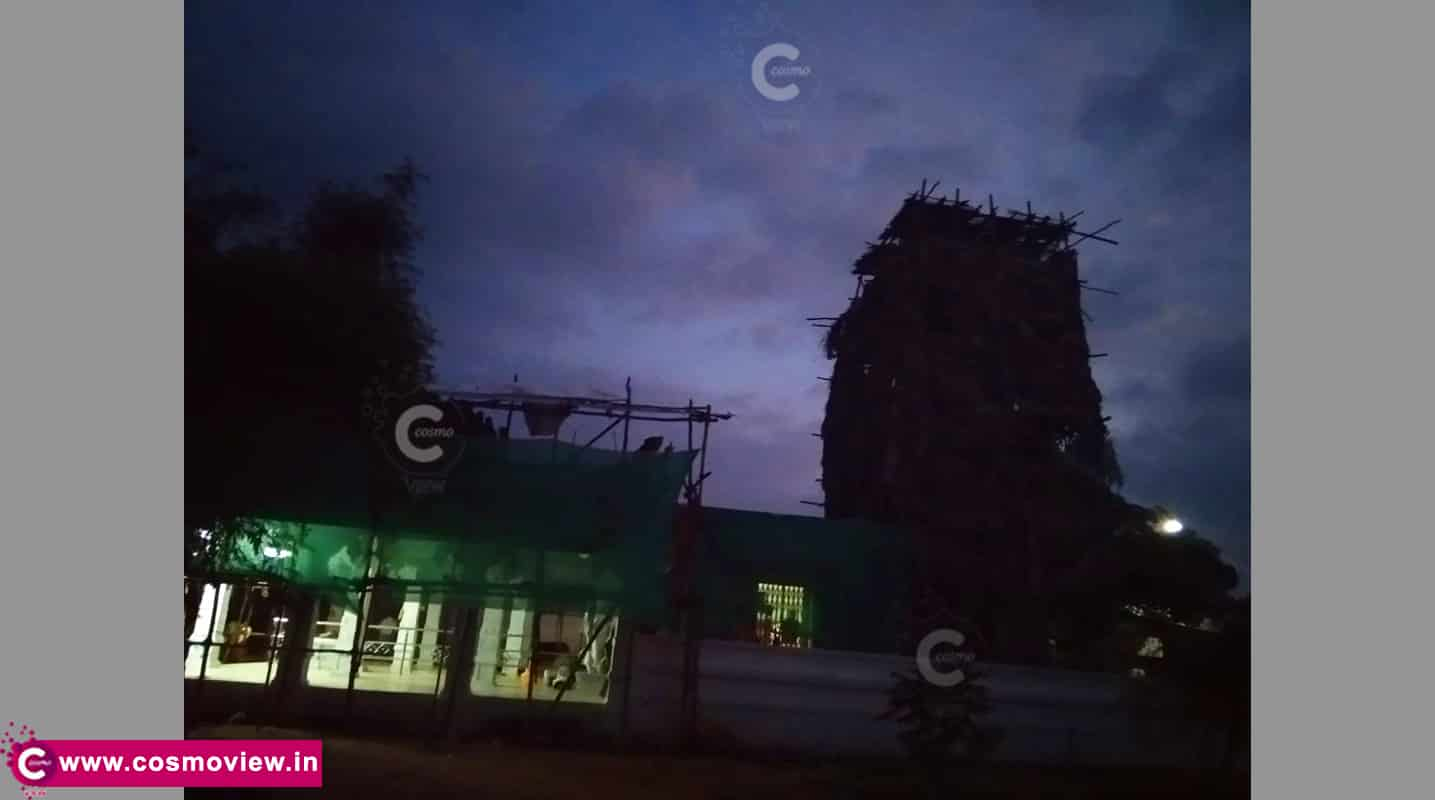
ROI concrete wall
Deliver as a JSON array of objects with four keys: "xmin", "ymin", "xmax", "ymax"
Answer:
[
  {"xmin": 626, "ymin": 635, "xmax": 1241, "ymax": 768},
  {"xmin": 186, "ymin": 628, "xmax": 1244, "ymax": 770}
]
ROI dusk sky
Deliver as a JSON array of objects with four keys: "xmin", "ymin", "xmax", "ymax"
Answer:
[{"xmin": 186, "ymin": 1, "xmax": 1250, "ymax": 584}]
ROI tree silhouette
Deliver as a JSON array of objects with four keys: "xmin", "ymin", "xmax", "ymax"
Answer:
[{"xmin": 185, "ymin": 140, "xmax": 437, "ymax": 638}]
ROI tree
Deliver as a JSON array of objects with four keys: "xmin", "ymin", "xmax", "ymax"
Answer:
[
  {"xmin": 880, "ymin": 651, "xmax": 1001, "ymax": 797},
  {"xmin": 184, "ymin": 141, "xmax": 437, "ymax": 640},
  {"xmin": 1208, "ymin": 596, "xmax": 1250, "ymax": 774},
  {"xmin": 1047, "ymin": 504, "xmax": 1241, "ymax": 669},
  {"xmin": 1162, "ymin": 594, "xmax": 1250, "ymax": 774}
]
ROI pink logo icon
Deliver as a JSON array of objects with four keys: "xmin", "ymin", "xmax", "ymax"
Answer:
[{"xmin": 3, "ymin": 723, "xmax": 50, "ymax": 799}]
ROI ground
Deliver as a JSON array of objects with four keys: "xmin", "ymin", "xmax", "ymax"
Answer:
[{"xmin": 184, "ymin": 724, "xmax": 1248, "ymax": 799}]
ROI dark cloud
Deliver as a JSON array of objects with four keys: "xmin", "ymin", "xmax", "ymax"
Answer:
[
  {"xmin": 1071, "ymin": 0, "xmax": 1249, "ymax": 164},
  {"xmin": 1054, "ymin": 0, "xmax": 1249, "ymax": 584},
  {"xmin": 1029, "ymin": 0, "xmax": 1145, "ymax": 22},
  {"xmin": 557, "ymin": 83, "xmax": 730, "ymax": 161},
  {"xmin": 1158, "ymin": 68, "xmax": 1251, "ymax": 199},
  {"xmin": 1182, "ymin": 333, "xmax": 1251, "ymax": 406},
  {"xmin": 861, "ymin": 143, "xmax": 993, "ymax": 186},
  {"xmin": 1111, "ymin": 332, "xmax": 1250, "ymax": 576},
  {"xmin": 1170, "ymin": 0, "xmax": 1252, "ymax": 41},
  {"xmin": 1076, "ymin": 67, "xmax": 1179, "ymax": 157},
  {"xmin": 833, "ymin": 87, "xmax": 901, "ymax": 117},
  {"xmin": 187, "ymin": 0, "xmax": 1250, "ymax": 579}
]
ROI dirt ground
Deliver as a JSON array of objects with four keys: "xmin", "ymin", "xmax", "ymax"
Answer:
[{"xmin": 184, "ymin": 724, "xmax": 1248, "ymax": 799}]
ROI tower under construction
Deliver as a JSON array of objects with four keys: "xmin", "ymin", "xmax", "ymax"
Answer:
[{"xmin": 816, "ymin": 181, "xmax": 1128, "ymax": 660}]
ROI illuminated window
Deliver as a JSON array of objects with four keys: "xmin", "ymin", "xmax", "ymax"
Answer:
[
  {"xmin": 756, "ymin": 582, "xmax": 809, "ymax": 648},
  {"xmin": 305, "ymin": 586, "xmax": 456, "ymax": 696},
  {"xmin": 184, "ymin": 580, "xmax": 285, "ymax": 686},
  {"xmin": 471, "ymin": 598, "xmax": 619, "ymax": 706}
]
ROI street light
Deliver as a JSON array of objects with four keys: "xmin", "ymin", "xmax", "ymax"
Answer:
[{"xmin": 1158, "ymin": 517, "xmax": 1184, "ymax": 535}]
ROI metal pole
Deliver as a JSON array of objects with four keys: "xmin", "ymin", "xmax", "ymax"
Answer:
[
  {"xmin": 504, "ymin": 374, "xmax": 517, "ymax": 436},
  {"xmin": 582, "ymin": 416, "xmax": 624, "ymax": 451},
  {"xmin": 430, "ymin": 591, "xmax": 446, "ymax": 703},
  {"xmin": 345, "ymin": 529, "xmax": 380, "ymax": 723},
  {"xmin": 697, "ymin": 406, "xmax": 712, "ymax": 504},
  {"xmin": 618, "ymin": 626, "xmax": 636, "ymax": 743},
  {"xmin": 441, "ymin": 607, "xmax": 479, "ymax": 745},
  {"xmin": 195, "ymin": 574, "xmax": 223, "ymax": 695},
  {"xmin": 523, "ymin": 552, "xmax": 545, "ymax": 737},
  {"xmin": 548, "ymin": 611, "xmax": 614, "ymax": 709},
  {"xmin": 683, "ymin": 408, "xmax": 714, "ymax": 748},
  {"xmin": 684, "ymin": 595, "xmax": 705, "ymax": 748},
  {"xmin": 621, "ymin": 377, "xmax": 632, "ymax": 456},
  {"xmin": 424, "ymin": 593, "xmax": 445, "ymax": 739},
  {"xmin": 263, "ymin": 583, "xmax": 286, "ymax": 690}
]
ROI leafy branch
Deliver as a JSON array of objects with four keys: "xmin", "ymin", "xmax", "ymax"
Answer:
[{"xmin": 879, "ymin": 664, "xmax": 1002, "ymax": 765}]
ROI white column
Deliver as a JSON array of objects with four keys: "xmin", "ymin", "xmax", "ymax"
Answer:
[
  {"xmin": 507, "ymin": 604, "xmax": 530, "ymax": 677},
  {"xmin": 352, "ymin": 536, "xmax": 383, "ymax": 675},
  {"xmin": 507, "ymin": 607, "xmax": 530, "ymax": 651},
  {"xmin": 417, "ymin": 593, "xmax": 444, "ymax": 669},
  {"xmin": 204, "ymin": 583, "xmax": 233, "ymax": 673},
  {"xmin": 185, "ymin": 584, "xmax": 218, "ymax": 674},
  {"xmin": 323, "ymin": 608, "xmax": 359, "ymax": 676},
  {"xmin": 335, "ymin": 609, "xmax": 358, "ymax": 650},
  {"xmin": 472, "ymin": 602, "xmax": 507, "ymax": 690},
  {"xmin": 390, "ymin": 589, "xmax": 422, "ymax": 675}
]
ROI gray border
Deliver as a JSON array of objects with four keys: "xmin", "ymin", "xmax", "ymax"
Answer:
[
  {"xmin": 1253, "ymin": 2, "xmax": 1431, "ymax": 798},
  {"xmin": 0, "ymin": 1, "xmax": 182, "ymax": 795},
  {"xmin": 13, "ymin": 0, "xmax": 1431, "ymax": 794}
]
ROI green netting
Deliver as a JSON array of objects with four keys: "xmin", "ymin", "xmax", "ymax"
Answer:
[
  {"xmin": 695, "ymin": 507, "xmax": 908, "ymax": 653},
  {"xmin": 213, "ymin": 435, "xmax": 696, "ymax": 620}
]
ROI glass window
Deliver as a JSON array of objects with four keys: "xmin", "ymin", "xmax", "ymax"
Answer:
[
  {"xmin": 756, "ymin": 582, "xmax": 810, "ymax": 648},
  {"xmin": 471, "ymin": 594, "xmax": 536, "ymax": 700},
  {"xmin": 471, "ymin": 597, "xmax": 617, "ymax": 705},
  {"xmin": 305, "ymin": 593, "xmax": 362, "ymax": 690},
  {"xmin": 303, "ymin": 585, "xmax": 454, "ymax": 696},
  {"xmin": 184, "ymin": 580, "xmax": 285, "ymax": 685}
]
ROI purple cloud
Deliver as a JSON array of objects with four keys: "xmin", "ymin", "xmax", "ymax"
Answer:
[{"xmin": 187, "ymin": 0, "xmax": 1251, "ymax": 583}]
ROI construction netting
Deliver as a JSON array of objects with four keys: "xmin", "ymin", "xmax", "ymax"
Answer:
[
  {"xmin": 693, "ymin": 507, "xmax": 908, "ymax": 654},
  {"xmin": 210, "ymin": 432, "xmax": 697, "ymax": 621}
]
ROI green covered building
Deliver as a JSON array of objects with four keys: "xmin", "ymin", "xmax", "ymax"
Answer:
[{"xmin": 185, "ymin": 406, "xmax": 907, "ymax": 726}]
